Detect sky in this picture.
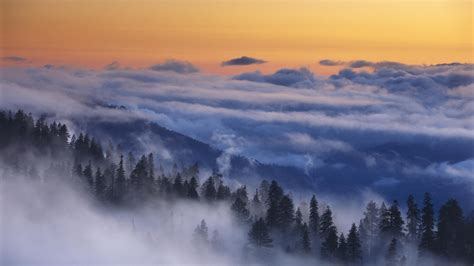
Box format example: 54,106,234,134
1,0,472,74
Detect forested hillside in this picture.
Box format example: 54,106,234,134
1,109,473,265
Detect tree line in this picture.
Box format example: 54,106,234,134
1,110,473,265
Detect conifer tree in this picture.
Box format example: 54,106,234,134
295,207,303,230
321,225,338,260
187,176,199,199
359,200,379,260
320,206,335,239
418,192,435,257
115,155,126,201
309,195,320,239
147,153,155,182
436,199,464,259
385,238,399,266
249,218,273,248
83,161,93,187
464,211,474,263
347,223,362,264
126,152,136,174
259,180,270,207
406,194,420,242
251,189,263,215
300,223,311,254
202,177,217,201
94,167,106,199
337,233,347,262
193,219,209,244
130,155,149,193
173,173,184,196
266,180,283,229
277,194,295,233
216,183,231,200
380,200,404,240
231,196,250,223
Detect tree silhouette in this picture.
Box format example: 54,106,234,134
248,218,273,247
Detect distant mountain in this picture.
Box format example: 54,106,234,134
81,119,313,190
309,140,474,209
76,116,473,209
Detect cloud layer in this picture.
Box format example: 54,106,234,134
1,61,473,205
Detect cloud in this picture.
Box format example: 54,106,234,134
285,133,353,154
104,61,121,70
319,59,344,66
1,61,473,205
319,59,409,69
330,64,474,101
2,56,29,63
221,56,266,66
233,67,317,88
404,159,474,188
149,60,199,74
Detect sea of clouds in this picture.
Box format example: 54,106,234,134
1,59,473,205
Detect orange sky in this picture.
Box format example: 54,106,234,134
1,0,472,74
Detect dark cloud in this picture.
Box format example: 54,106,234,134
319,59,344,66
149,60,199,74
104,61,121,71
233,67,317,88
330,64,474,98
348,60,372,68
319,59,408,69
2,56,29,63
221,56,266,66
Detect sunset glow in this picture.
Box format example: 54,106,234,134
1,0,472,74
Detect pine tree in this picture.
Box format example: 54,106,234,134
266,180,283,229
94,167,106,199
385,238,399,266
173,173,184,196
295,208,303,230
83,161,93,188
216,183,231,200
277,194,295,233
337,233,347,262
309,195,320,239
321,225,338,260
418,192,435,257
406,194,420,242
231,196,250,223
147,153,155,181
251,189,263,216
193,219,209,244
202,177,217,201
259,180,270,207
248,218,273,247
380,200,404,240
130,155,148,193
115,155,126,202
464,211,474,263
320,206,335,239
126,152,136,174
252,189,261,204
389,200,405,238
359,200,380,260
187,176,199,199
436,199,464,259
300,223,311,253
347,223,363,264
